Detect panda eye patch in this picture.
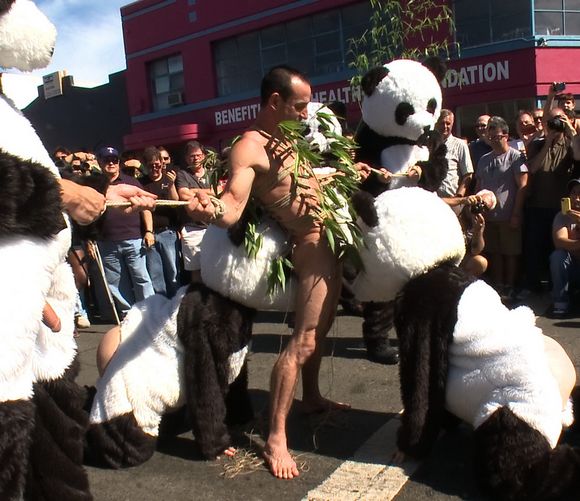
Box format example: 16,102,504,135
395,102,415,125
427,98,437,115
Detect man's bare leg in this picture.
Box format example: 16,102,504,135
97,325,121,376
301,259,350,412
263,234,347,478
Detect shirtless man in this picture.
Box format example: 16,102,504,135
187,66,369,479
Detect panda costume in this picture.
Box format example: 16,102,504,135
0,1,91,499
352,187,579,500
353,58,449,365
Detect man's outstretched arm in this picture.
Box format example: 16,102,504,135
186,137,260,227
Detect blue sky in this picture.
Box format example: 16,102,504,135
4,0,130,108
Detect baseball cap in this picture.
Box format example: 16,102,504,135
97,146,119,159
567,178,580,192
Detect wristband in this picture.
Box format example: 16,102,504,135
144,230,154,235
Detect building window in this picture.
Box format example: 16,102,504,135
535,0,580,36
148,54,184,111
213,2,371,97
454,0,531,48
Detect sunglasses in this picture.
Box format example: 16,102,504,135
162,156,170,161
103,156,119,164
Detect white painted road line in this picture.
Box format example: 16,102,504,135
304,416,420,501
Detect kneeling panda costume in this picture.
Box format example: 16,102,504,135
86,283,255,467
0,1,91,499
352,187,579,500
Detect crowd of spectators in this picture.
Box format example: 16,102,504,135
447,84,580,318
53,141,224,325
55,83,580,325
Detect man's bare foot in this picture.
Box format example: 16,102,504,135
299,397,351,414
263,443,300,479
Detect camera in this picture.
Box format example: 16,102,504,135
470,200,488,215
546,116,567,132
553,82,566,92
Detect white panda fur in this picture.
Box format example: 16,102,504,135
352,187,465,302
0,0,56,72
448,279,571,448
89,287,248,436
201,219,296,311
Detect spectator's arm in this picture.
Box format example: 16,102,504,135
542,84,557,129
470,213,485,255
510,171,528,228
553,219,580,252
456,142,474,196
165,170,179,201
141,210,153,234
528,136,553,173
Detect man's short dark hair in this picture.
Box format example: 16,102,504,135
488,116,509,135
142,146,161,164
185,140,204,155
260,65,309,106
558,93,575,104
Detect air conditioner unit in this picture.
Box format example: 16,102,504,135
167,91,184,106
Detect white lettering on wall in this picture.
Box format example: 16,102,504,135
442,60,510,89
213,85,362,127
215,103,261,126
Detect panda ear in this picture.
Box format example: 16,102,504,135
0,0,15,14
361,66,389,97
422,56,447,83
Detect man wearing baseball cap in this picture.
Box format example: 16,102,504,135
549,178,580,317
87,147,155,319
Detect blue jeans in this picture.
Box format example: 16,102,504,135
145,229,180,298
97,239,154,315
549,248,580,308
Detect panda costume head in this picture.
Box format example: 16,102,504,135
356,58,448,194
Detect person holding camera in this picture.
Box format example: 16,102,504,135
549,178,580,317
475,116,528,299
523,107,580,294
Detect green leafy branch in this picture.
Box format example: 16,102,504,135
348,0,457,88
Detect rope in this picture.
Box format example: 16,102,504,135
106,196,226,220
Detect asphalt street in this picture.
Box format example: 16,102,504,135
75,290,580,501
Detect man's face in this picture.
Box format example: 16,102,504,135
187,148,205,171
148,158,163,178
436,114,454,140
487,126,508,150
533,111,544,131
517,113,535,137
159,150,171,167
571,185,580,210
475,115,490,139
559,98,575,112
100,155,120,179
278,77,311,122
